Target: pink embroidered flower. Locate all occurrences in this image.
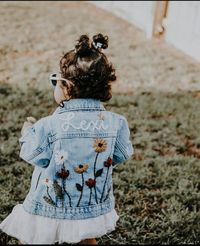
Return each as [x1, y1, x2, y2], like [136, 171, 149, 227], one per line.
[104, 157, 113, 167]
[85, 178, 96, 188]
[42, 178, 53, 187]
[98, 113, 105, 121]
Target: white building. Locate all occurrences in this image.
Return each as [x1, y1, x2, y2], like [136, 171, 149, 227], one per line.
[92, 1, 200, 62]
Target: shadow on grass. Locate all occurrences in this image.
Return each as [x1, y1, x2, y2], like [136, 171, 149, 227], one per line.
[0, 83, 200, 244]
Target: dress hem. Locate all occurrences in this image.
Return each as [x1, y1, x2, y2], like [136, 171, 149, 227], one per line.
[1, 227, 117, 244]
[0, 204, 119, 244]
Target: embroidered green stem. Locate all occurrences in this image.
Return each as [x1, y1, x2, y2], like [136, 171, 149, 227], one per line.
[88, 188, 92, 206]
[100, 166, 110, 203]
[63, 179, 72, 207]
[77, 173, 84, 207]
[35, 171, 42, 191]
[103, 187, 111, 202]
[55, 196, 58, 207]
[46, 186, 54, 203]
[93, 153, 99, 204]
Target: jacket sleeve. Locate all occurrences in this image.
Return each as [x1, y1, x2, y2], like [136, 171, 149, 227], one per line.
[113, 116, 134, 166]
[19, 117, 52, 168]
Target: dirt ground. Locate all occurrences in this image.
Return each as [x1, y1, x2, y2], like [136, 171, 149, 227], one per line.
[0, 1, 200, 93]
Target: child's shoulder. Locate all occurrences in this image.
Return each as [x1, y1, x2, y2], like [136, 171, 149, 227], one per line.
[106, 110, 128, 122]
[32, 115, 53, 133]
[35, 115, 52, 125]
[105, 111, 130, 133]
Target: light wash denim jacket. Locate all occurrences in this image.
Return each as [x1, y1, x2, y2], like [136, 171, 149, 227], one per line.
[19, 99, 134, 220]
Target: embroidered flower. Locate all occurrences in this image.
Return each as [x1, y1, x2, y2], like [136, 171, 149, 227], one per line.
[54, 150, 68, 165]
[75, 164, 88, 207]
[74, 164, 89, 174]
[100, 158, 112, 203]
[42, 178, 53, 187]
[85, 178, 96, 188]
[93, 139, 107, 153]
[104, 157, 113, 167]
[98, 113, 105, 121]
[56, 168, 70, 179]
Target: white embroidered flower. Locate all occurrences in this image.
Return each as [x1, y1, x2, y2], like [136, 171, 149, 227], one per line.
[42, 178, 53, 187]
[54, 150, 68, 165]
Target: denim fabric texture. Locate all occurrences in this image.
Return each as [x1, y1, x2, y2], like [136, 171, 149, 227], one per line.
[19, 98, 134, 219]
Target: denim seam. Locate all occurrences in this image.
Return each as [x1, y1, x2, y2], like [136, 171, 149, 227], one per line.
[48, 133, 116, 143]
[115, 138, 129, 159]
[58, 108, 106, 114]
[23, 140, 51, 161]
[23, 197, 115, 220]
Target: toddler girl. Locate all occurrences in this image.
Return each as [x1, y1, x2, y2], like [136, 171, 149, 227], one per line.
[0, 33, 134, 245]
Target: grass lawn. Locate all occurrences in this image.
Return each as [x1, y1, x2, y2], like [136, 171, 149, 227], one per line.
[0, 83, 200, 244]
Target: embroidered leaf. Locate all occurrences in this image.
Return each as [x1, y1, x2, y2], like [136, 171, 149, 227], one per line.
[53, 180, 63, 199]
[76, 183, 83, 192]
[43, 196, 56, 206]
[95, 168, 103, 177]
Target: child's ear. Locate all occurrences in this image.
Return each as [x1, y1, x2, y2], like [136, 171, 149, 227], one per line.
[61, 80, 73, 98]
[61, 82, 69, 97]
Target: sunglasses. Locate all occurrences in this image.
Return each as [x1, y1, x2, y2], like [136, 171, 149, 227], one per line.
[49, 73, 74, 88]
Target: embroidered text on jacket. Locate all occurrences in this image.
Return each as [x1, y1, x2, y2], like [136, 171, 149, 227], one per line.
[60, 112, 108, 131]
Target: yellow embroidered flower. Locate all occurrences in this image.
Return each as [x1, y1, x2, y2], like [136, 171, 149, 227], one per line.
[93, 139, 107, 153]
[74, 164, 89, 174]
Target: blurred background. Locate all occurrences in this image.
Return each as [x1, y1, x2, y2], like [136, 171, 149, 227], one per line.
[0, 1, 200, 245]
[0, 1, 200, 92]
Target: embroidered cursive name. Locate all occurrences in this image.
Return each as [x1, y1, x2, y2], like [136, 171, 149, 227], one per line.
[59, 112, 108, 131]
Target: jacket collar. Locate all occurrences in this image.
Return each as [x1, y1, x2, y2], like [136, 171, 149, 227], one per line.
[54, 98, 106, 114]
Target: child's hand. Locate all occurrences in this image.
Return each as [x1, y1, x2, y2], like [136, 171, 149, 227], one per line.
[26, 116, 37, 124]
[21, 117, 37, 136]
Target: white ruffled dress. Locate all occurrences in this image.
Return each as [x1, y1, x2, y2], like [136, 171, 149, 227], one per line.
[0, 204, 119, 244]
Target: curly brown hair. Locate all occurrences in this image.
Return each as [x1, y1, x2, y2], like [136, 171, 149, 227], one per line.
[59, 33, 116, 102]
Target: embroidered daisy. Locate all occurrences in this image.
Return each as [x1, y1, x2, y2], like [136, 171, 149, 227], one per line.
[74, 164, 89, 174]
[54, 150, 68, 165]
[93, 139, 107, 153]
[42, 178, 53, 187]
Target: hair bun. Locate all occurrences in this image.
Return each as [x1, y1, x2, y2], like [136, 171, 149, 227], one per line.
[92, 33, 108, 50]
[75, 35, 91, 56]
